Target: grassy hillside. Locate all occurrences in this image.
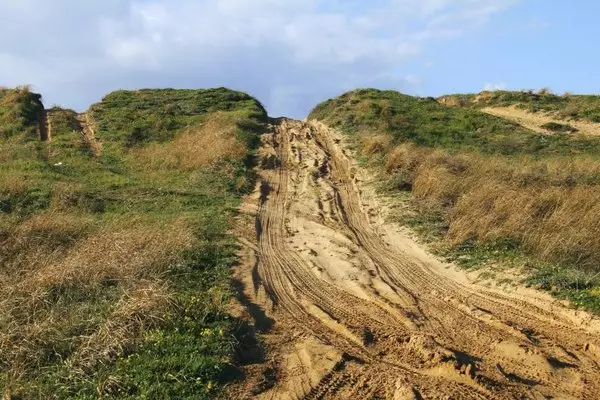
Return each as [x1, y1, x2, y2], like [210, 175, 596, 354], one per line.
[0, 88, 267, 398]
[439, 89, 600, 123]
[90, 88, 266, 147]
[310, 88, 600, 312]
[310, 89, 600, 155]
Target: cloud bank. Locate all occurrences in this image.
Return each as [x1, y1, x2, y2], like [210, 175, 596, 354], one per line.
[0, 0, 518, 116]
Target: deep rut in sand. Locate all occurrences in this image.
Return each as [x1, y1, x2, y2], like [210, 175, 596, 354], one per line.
[232, 119, 600, 399]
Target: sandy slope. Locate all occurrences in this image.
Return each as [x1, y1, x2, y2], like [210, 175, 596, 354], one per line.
[482, 106, 600, 136]
[76, 113, 102, 156]
[231, 119, 600, 399]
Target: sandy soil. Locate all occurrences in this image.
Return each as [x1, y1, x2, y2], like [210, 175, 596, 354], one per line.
[76, 113, 102, 156]
[230, 119, 600, 399]
[482, 106, 600, 136]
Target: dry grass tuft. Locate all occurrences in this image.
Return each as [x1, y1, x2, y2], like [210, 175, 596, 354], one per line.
[23, 217, 195, 293]
[132, 112, 246, 171]
[50, 182, 84, 210]
[0, 174, 29, 198]
[361, 134, 392, 156]
[1, 212, 97, 275]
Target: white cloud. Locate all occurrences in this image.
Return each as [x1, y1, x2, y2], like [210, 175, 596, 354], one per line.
[484, 82, 508, 91]
[0, 0, 520, 116]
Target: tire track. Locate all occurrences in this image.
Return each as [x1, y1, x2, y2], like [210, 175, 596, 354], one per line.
[235, 119, 600, 399]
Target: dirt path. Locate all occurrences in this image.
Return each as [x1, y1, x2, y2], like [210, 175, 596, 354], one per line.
[232, 119, 600, 399]
[76, 113, 102, 156]
[482, 106, 600, 136]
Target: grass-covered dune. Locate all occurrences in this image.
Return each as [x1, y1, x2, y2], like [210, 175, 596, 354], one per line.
[0, 87, 267, 398]
[439, 89, 600, 123]
[309, 88, 600, 312]
[310, 89, 600, 155]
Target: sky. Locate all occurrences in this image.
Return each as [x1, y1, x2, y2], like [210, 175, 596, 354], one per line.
[1, 0, 598, 117]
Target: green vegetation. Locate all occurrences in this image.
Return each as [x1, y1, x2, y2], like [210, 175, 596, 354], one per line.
[0, 87, 267, 398]
[439, 89, 600, 123]
[0, 86, 43, 139]
[90, 88, 266, 147]
[310, 88, 600, 155]
[310, 88, 600, 314]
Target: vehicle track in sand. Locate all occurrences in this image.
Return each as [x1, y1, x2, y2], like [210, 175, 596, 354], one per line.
[232, 119, 600, 399]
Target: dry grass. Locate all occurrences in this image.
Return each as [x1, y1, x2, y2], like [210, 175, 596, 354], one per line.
[0, 213, 195, 379]
[50, 182, 83, 210]
[0, 174, 29, 198]
[74, 281, 172, 370]
[132, 112, 246, 171]
[23, 217, 195, 295]
[385, 143, 600, 270]
[1, 212, 96, 274]
[361, 134, 392, 156]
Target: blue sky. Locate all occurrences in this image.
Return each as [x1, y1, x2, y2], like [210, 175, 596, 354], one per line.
[0, 0, 598, 117]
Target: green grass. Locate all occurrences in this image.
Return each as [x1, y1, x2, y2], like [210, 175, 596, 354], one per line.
[0, 86, 43, 140]
[309, 89, 600, 156]
[0, 87, 267, 398]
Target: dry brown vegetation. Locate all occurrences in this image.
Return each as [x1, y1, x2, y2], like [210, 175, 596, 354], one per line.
[131, 112, 246, 171]
[384, 142, 600, 271]
[0, 212, 195, 382]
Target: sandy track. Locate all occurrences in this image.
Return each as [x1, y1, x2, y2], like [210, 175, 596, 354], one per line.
[76, 113, 102, 156]
[482, 106, 600, 136]
[232, 120, 600, 399]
